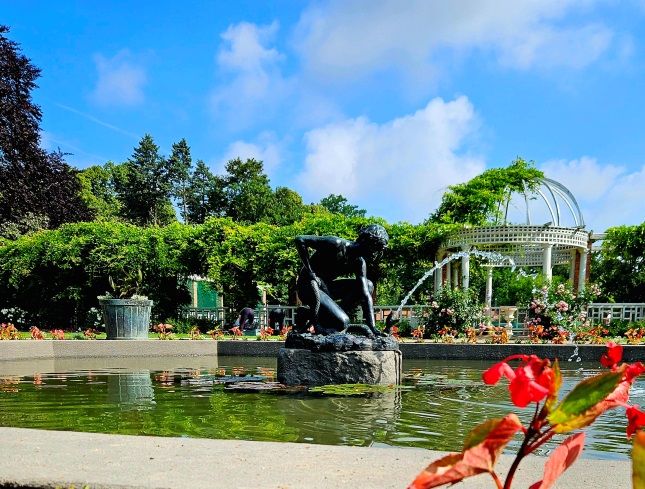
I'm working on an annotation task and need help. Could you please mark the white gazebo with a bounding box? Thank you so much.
[435,178,596,310]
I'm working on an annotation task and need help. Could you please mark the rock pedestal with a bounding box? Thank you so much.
[277,332,402,386]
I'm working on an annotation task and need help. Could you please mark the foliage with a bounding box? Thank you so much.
[318,194,366,218]
[153,323,175,340]
[0,221,199,328]
[377,221,457,305]
[592,222,645,302]
[218,157,276,223]
[185,159,219,224]
[77,163,121,221]
[422,286,487,336]
[114,134,177,226]
[0,26,91,237]
[428,158,544,226]
[0,323,20,340]
[525,280,601,343]
[409,344,645,488]
[167,315,216,334]
[168,138,193,224]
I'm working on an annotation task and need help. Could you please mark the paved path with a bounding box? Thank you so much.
[0,427,632,488]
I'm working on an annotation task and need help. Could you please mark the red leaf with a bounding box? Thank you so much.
[528,432,585,489]
[408,414,523,488]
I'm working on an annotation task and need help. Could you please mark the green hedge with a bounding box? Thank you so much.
[0,216,455,330]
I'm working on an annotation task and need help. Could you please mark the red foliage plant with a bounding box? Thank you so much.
[409,342,645,489]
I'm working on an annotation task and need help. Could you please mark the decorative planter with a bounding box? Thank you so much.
[99,298,153,340]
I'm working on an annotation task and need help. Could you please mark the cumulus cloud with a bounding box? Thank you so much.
[539,157,645,232]
[296,96,485,223]
[293,0,618,82]
[540,157,625,205]
[89,49,147,107]
[216,137,283,176]
[211,22,291,129]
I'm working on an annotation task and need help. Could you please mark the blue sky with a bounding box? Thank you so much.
[4,1,645,232]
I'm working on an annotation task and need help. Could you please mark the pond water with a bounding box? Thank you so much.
[0,355,642,460]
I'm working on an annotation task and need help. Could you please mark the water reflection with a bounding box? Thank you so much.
[0,356,642,461]
[106,371,155,411]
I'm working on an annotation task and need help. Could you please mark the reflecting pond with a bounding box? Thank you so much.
[0,355,642,460]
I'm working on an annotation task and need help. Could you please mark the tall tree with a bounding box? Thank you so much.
[269,187,307,225]
[77,163,121,221]
[221,157,274,223]
[115,134,175,226]
[168,138,192,224]
[319,194,366,218]
[185,160,221,224]
[0,25,90,237]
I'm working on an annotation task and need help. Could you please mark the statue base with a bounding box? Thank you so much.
[278,332,402,386]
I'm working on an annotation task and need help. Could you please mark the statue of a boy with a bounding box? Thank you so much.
[294,224,389,337]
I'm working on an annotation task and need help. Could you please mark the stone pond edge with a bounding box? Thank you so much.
[1,339,644,363]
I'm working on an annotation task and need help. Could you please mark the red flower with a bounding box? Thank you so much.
[626,405,645,439]
[600,341,623,370]
[482,355,554,408]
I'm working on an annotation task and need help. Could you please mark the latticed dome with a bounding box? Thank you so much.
[503,177,584,228]
[435,176,592,298]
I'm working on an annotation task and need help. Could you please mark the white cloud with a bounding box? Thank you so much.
[296,96,485,223]
[540,156,625,205]
[89,49,147,107]
[539,157,645,232]
[211,22,290,129]
[294,0,617,82]
[216,137,283,176]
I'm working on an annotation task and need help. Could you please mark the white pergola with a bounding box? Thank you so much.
[434,178,594,310]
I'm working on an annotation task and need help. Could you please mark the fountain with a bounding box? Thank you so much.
[278,224,401,386]
[395,249,516,317]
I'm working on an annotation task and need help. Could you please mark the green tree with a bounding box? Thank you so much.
[0,25,90,237]
[428,158,544,225]
[319,194,366,218]
[185,160,221,224]
[220,157,274,223]
[115,134,176,226]
[268,187,308,226]
[591,223,645,302]
[168,138,193,224]
[77,163,121,221]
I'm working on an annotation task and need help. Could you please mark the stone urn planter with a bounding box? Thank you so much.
[499,306,518,338]
[99,297,153,340]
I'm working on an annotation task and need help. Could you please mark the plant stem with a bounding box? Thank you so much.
[504,426,536,489]
[491,470,504,489]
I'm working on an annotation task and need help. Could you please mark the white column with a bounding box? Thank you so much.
[446,257,452,287]
[434,253,443,294]
[542,243,553,282]
[578,247,588,292]
[485,266,493,310]
[452,262,459,288]
[461,245,471,290]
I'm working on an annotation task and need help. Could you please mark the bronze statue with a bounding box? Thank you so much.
[294,224,389,337]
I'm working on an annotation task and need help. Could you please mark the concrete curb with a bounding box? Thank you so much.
[2,340,645,362]
[0,427,633,489]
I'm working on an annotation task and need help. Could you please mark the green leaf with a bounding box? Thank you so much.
[634,431,645,489]
[548,369,624,426]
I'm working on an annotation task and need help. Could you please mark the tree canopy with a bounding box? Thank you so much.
[318,194,366,218]
[428,158,544,226]
[0,25,91,238]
